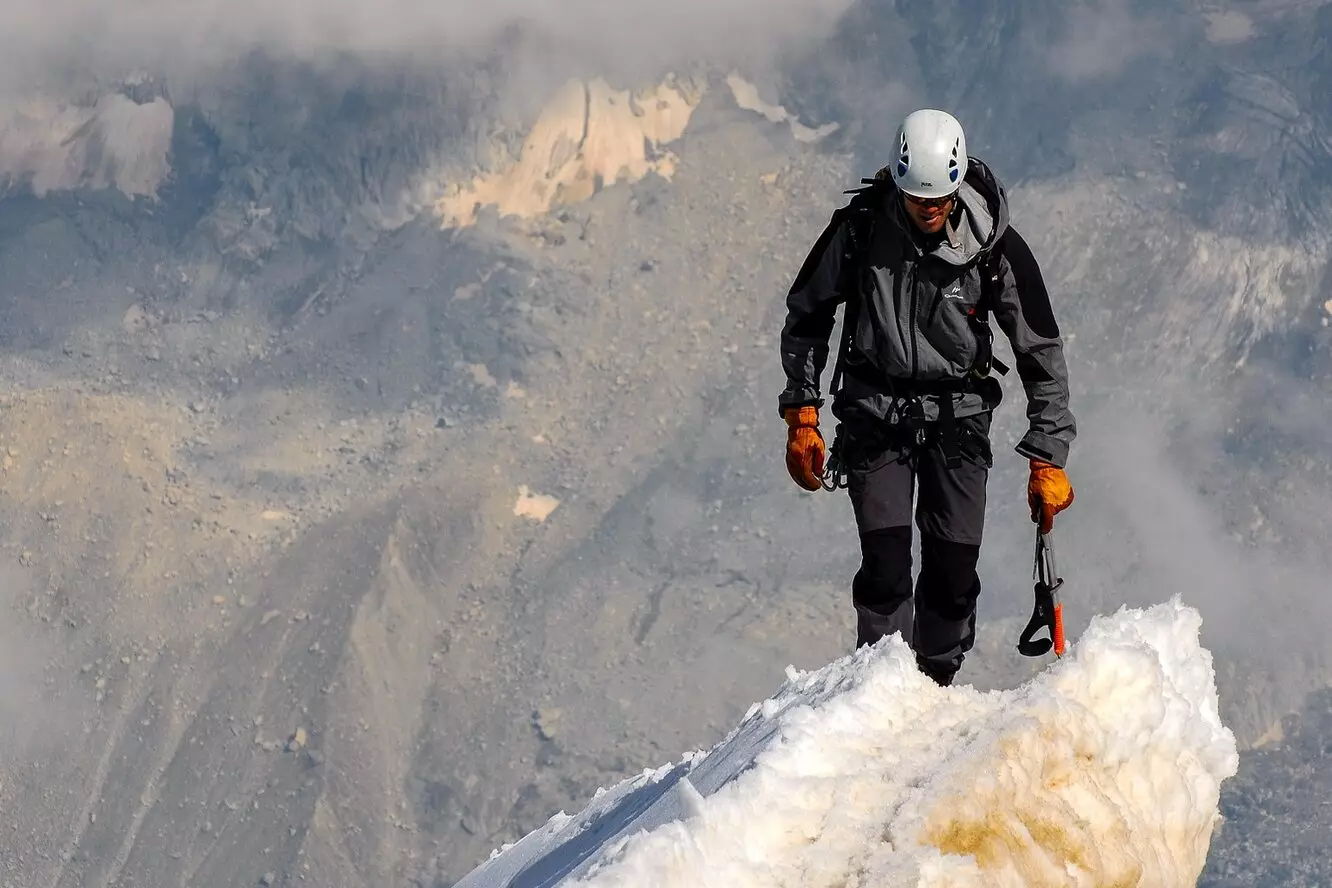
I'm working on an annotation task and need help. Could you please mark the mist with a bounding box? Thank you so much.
[0,0,853,94]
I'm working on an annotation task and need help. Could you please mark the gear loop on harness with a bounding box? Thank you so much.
[819,423,850,490]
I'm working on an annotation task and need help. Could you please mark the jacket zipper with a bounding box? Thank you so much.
[908,263,919,379]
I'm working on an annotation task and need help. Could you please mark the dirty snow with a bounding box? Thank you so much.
[726,72,839,143]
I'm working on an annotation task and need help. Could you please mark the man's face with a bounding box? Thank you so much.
[903,191,956,234]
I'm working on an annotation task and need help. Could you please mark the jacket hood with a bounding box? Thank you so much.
[880,155,1011,267]
[962,156,1011,251]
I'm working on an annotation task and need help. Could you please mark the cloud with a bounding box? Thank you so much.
[0,0,855,91]
[1049,374,1332,744]
[1042,0,1181,82]
[0,0,855,205]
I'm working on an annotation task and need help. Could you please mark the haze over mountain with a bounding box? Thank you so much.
[0,1,1327,886]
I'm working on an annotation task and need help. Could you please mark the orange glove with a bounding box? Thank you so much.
[1028,460,1074,533]
[783,406,825,491]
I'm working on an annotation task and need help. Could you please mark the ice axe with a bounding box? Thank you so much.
[1017,527,1066,658]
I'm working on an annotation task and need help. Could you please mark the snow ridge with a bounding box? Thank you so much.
[456,597,1238,888]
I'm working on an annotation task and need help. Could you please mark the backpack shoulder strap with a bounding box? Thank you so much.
[827,184,884,400]
[968,240,1010,377]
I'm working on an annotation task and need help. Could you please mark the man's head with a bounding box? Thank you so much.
[891,109,967,234]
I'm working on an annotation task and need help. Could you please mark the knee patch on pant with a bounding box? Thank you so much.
[852,525,912,612]
[918,534,981,621]
[914,534,982,680]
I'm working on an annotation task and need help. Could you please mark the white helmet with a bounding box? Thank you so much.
[892,109,968,198]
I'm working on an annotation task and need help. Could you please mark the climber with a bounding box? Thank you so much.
[777,108,1077,686]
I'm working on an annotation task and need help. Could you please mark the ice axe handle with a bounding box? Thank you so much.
[1017,531,1066,658]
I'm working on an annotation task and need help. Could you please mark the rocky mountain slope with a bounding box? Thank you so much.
[0,2,1328,886]
[1200,687,1332,887]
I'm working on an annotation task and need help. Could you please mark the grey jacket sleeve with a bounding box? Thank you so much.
[991,225,1077,467]
[777,212,851,415]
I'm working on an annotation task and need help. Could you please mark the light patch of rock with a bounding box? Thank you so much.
[0,92,174,199]
[514,485,560,522]
[437,78,700,227]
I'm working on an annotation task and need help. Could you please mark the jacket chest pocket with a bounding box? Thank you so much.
[922,271,980,327]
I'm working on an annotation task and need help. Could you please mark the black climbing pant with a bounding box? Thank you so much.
[843,410,993,686]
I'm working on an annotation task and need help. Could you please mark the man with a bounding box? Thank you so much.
[777,108,1076,687]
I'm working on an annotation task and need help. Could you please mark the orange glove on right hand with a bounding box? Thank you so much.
[1028,460,1074,533]
[783,406,825,491]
